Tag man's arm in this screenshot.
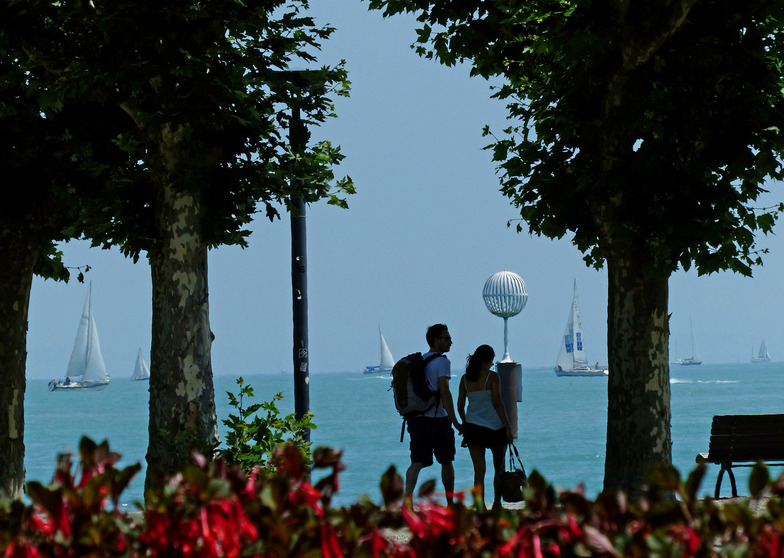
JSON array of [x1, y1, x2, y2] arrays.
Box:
[[438, 376, 462, 433]]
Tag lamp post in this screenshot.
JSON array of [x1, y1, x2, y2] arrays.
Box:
[[289, 104, 309, 440], [278, 69, 318, 441], [482, 271, 528, 437]]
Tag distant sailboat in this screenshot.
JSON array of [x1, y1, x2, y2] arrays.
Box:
[[554, 280, 607, 377], [364, 327, 395, 375], [751, 340, 771, 363], [49, 283, 110, 391], [676, 318, 702, 365], [131, 348, 151, 381]]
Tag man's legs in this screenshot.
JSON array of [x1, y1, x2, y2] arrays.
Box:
[[433, 417, 457, 506], [441, 461, 455, 505], [405, 461, 425, 503]]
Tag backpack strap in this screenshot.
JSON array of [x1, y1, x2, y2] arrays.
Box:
[[423, 353, 446, 412]]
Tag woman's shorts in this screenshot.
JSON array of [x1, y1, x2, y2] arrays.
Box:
[[461, 422, 506, 449]]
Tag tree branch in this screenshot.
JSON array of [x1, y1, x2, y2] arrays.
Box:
[[621, 0, 699, 70]]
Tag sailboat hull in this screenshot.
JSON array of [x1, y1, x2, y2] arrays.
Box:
[[48, 380, 109, 391], [678, 358, 702, 366], [555, 366, 608, 377], [363, 366, 392, 375]]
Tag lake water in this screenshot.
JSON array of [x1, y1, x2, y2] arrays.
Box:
[[24, 362, 784, 508]]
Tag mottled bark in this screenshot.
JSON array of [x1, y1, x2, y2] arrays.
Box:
[[0, 231, 39, 500], [604, 254, 671, 499], [145, 179, 217, 492]]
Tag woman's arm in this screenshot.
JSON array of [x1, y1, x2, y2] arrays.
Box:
[[457, 375, 467, 422], [489, 372, 513, 441]]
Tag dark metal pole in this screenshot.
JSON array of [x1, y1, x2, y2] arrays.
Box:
[[290, 105, 310, 440]]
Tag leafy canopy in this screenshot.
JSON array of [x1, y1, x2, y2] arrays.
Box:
[[6, 0, 354, 259], [368, 0, 784, 275]]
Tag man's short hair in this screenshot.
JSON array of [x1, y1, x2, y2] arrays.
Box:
[[426, 324, 448, 347]]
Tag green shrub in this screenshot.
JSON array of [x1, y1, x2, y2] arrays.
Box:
[[219, 376, 316, 474]]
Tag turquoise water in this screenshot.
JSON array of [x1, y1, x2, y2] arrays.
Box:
[[24, 362, 784, 508]]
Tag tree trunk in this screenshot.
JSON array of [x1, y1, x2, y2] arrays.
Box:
[[0, 231, 39, 500], [603, 253, 672, 499], [145, 181, 217, 492]]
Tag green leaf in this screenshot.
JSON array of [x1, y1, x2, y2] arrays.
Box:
[[749, 462, 770, 499]]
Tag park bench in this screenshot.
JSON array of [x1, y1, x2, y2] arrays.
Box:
[[696, 414, 784, 498]]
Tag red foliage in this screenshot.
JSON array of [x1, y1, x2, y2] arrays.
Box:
[[6, 438, 784, 557]]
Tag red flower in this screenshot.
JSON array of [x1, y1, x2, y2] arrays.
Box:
[[417, 502, 455, 537], [29, 513, 53, 536], [498, 527, 527, 556], [289, 480, 323, 516], [755, 525, 784, 558], [245, 468, 259, 498], [401, 507, 426, 539], [668, 525, 700, 557], [320, 523, 343, 558], [360, 528, 391, 558], [5, 539, 41, 558]]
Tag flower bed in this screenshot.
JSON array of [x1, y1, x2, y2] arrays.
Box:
[[5, 437, 784, 557]]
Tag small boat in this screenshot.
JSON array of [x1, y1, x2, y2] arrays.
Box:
[[751, 340, 771, 363], [364, 327, 395, 375], [49, 283, 110, 391], [554, 280, 607, 377], [676, 318, 702, 365], [131, 348, 151, 381]]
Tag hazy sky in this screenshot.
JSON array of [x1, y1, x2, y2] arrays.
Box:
[[26, 1, 784, 380]]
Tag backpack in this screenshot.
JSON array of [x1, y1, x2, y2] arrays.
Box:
[[391, 352, 444, 442]]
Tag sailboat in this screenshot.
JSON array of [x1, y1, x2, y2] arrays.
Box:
[[364, 327, 395, 375], [751, 340, 771, 363], [676, 318, 702, 365], [554, 280, 608, 377], [131, 348, 151, 381], [48, 283, 110, 391]]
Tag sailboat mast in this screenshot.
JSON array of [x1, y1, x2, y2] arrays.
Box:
[[689, 317, 695, 359]]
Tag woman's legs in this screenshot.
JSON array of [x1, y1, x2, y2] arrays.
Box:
[[468, 445, 487, 511], [490, 444, 506, 510]]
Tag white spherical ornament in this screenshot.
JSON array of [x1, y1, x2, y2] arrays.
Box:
[[483, 271, 528, 318]]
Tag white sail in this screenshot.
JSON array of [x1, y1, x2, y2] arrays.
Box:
[[52, 283, 109, 390], [555, 280, 606, 377], [364, 327, 395, 374], [66, 283, 107, 382], [131, 348, 151, 381], [759, 340, 770, 360], [752, 340, 771, 363], [556, 280, 588, 370], [379, 330, 394, 370]]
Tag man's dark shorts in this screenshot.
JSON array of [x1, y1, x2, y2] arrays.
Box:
[[407, 416, 455, 467]]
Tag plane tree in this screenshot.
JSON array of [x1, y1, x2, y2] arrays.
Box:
[[0, 55, 70, 500], [0, 46, 132, 498], [367, 0, 784, 497], [5, 0, 352, 492]]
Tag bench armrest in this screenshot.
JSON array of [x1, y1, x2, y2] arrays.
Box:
[[695, 452, 710, 464]]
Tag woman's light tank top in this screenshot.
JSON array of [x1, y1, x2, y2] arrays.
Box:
[[465, 372, 504, 430]]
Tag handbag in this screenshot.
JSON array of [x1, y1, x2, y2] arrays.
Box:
[[500, 443, 527, 502]]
